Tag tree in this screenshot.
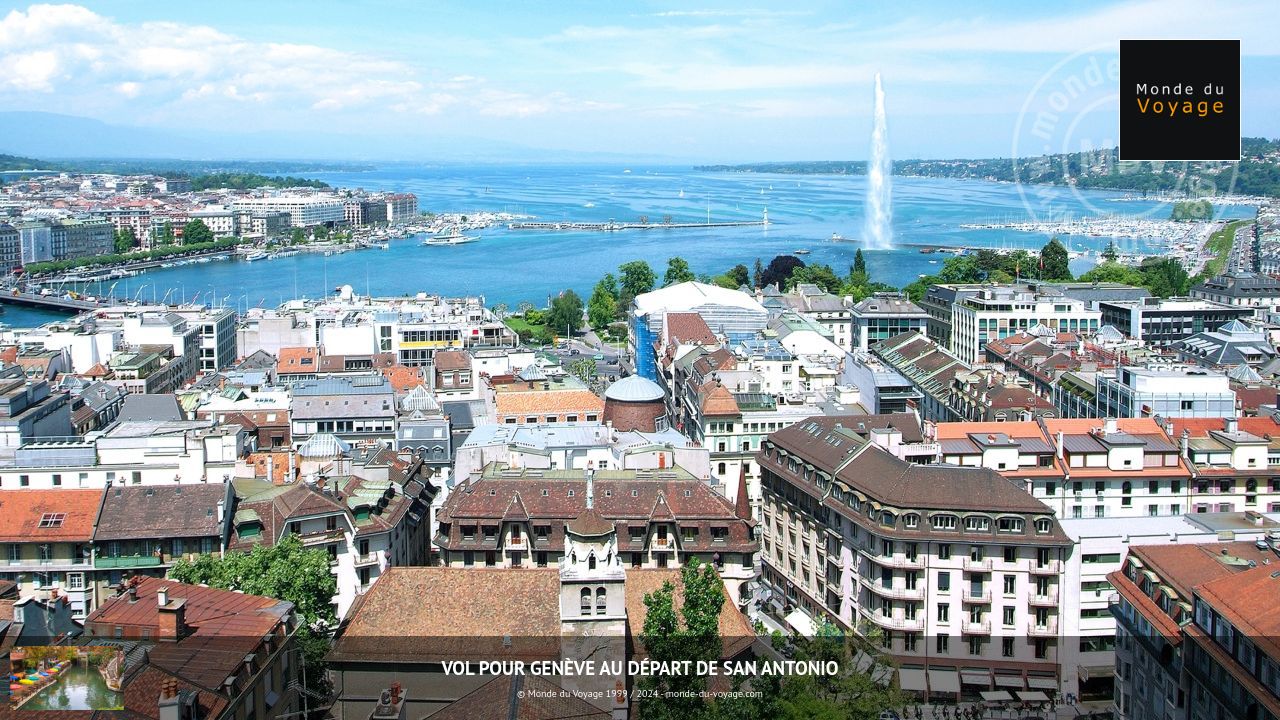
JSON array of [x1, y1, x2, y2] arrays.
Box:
[[789, 263, 842, 293], [313, 225, 330, 241], [1039, 238, 1072, 281], [182, 219, 214, 246], [1078, 261, 1143, 285], [1140, 257, 1191, 297], [752, 258, 764, 288], [637, 559, 725, 720], [567, 357, 597, 385], [758, 255, 806, 290], [664, 256, 696, 286], [290, 227, 306, 245], [726, 264, 750, 288], [769, 623, 908, 720], [853, 249, 867, 276], [169, 534, 337, 703], [516, 301, 535, 316], [113, 228, 137, 254], [619, 260, 657, 298], [158, 222, 176, 247], [588, 276, 619, 329], [546, 289, 585, 336], [492, 302, 509, 319], [1102, 240, 1119, 262]]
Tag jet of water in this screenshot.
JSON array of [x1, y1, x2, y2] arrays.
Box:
[[863, 73, 893, 250]]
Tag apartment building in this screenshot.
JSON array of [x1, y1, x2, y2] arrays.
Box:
[[1092, 366, 1238, 419], [230, 195, 345, 227], [851, 293, 929, 352], [1169, 416, 1280, 514], [0, 488, 100, 617], [1191, 270, 1280, 317], [773, 283, 855, 351], [1099, 297, 1252, 346], [759, 416, 1073, 698], [0, 222, 21, 272], [1109, 541, 1280, 720], [872, 331, 970, 422], [384, 193, 419, 223], [290, 375, 397, 446], [433, 464, 759, 606], [950, 285, 1101, 364]]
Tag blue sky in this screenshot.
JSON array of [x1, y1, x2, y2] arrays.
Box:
[[1, 1, 1277, 161]]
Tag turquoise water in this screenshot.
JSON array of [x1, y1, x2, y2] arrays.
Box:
[[5, 166, 1255, 327], [17, 662, 120, 711]]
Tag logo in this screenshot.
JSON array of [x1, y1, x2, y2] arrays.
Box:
[[1120, 40, 1240, 161]]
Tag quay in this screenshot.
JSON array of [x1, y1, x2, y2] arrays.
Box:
[[508, 213, 769, 233]]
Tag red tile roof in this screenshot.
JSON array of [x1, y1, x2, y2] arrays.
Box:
[[1169, 416, 1280, 438], [665, 312, 718, 346], [0, 489, 101, 542], [433, 349, 472, 371], [276, 347, 317, 374], [380, 365, 424, 394]]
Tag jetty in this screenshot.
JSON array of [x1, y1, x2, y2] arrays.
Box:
[[508, 211, 769, 233], [0, 289, 105, 312]]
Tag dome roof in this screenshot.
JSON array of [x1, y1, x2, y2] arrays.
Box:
[[298, 433, 351, 459], [604, 375, 664, 402]]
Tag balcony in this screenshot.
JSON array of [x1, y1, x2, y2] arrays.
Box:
[[1029, 593, 1059, 607], [651, 537, 675, 552], [96, 555, 164, 569], [868, 613, 924, 631], [864, 579, 925, 601], [1028, 618, 1059, 636], [963, 588, 992, 603], [353, 552, 381, 567], [5, 558, 92, 569], [1029, 560, 1062, 575], [963, 557, 993, 571], [860, 548, 924, 569], [506, 536, 527, 550], [299, 529, 345, 547], [962, 619, 992, 634]]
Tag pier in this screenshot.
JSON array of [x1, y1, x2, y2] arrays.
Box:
[[0, 289, 104, 313], [508, 213, 769, 233]]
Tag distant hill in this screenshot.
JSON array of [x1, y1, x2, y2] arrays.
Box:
[[697, 138, 1280, 197], [0, 153, 47, 171]]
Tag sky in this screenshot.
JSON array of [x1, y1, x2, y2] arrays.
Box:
[[1, 0, 1278, 162]]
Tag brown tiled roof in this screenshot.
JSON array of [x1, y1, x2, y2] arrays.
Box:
[[329, 567, 563, 663], [94, 484, 226, 541], [0, 489, 101, 542], [1129, 542, 1269, 600], [87, 576, 288, 635], [566, 507, 613, 536], [1195, 564, 1280, 660], [123, 664, 229, 720], [434, 349, 472, 371], [626, 569, 755, 660], [698, 381, 739, 416], [380, 364, 425, 393], [495, 390, 604, 418], [1170, 416, 1280, 438], [276, 347, 317, 374], [429, 674, 610, 720], [665, 312, 718, 346], [83, 362, 112, 378]]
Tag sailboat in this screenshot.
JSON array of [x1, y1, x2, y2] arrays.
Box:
[[679, 189, 685, 198]]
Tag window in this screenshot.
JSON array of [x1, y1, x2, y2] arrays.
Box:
[[1002, 575, 1016, 595], [937, 603, 950, 622], [485, 551, 496, 567], [937, 572, 950, 592], [936, 635, 949, 655], [996, 517, 1024, 533], [1002, 637, 1015, 657], [580, 588, 592, 616], [19, 475, 29, 487], [596, 588, 608, 615], [938, 544, 951, 560], [1003, 607, 1015, 626], [37, 513, 65, 529], [1003, 546, 1017, 563], [51, 474, 61, 487]]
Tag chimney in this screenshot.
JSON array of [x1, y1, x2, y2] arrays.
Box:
[[158, 679, 181, 720], [370, 683, 408, 720], [157, 586, 168, 607], [1180, 429, 1190, 459], [216, 498, 225, 524], [585, 463, 595, 509], [1055, 431, 1064, 460], [128, 585, 138, 603], [158, 594, 187, 642], [1103, 418, 1118, 435], [1225, 417, 1239, 434]]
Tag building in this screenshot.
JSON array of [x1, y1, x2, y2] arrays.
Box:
[[16, 216, 113, 264], [1169, 416, 1280, 514], [488, 369, 604, 426], [950, 285, 1101, 364], [1108, 541, 1280, 720], [758, 416, 1074, 698], [871, 331, 970, 422], [1093, 365, 1238, 419], [602, 375, 667, 432], [187, 207, 240, 238], [0, 222, 21, 272], [230, 195, 345, 227], [242, 210, 291, 239], [228, 444, 435, 619], [91, 483, 231, 605], [1098, 297, 1252, 346], [774, 283, 855, 351], [839, 351, 924, 415], [433, 463, 758, 605], [95, 206, 154, 245], [290, 376, 397, 446], [384, 193, 418, 223], [1191, 270, 1280, 317], [0, 365, 74, 463], [327, 562, 754, 720], [431, 349, 474, 398], [1174, 319, 1278, 371], [0, 488, 100, 617], [850, 293, 929, 352], [630, 282, 768, 381], [82, 576, 300, 720]]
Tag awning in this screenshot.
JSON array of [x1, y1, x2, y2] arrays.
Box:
[[1017, 691, 1050, 702], [898, 667, 928, 692], [785, 609, 816, 638], [994, 674, 1023, 688], [980, 690, 1013, 702], [1026, 676, 1059, 690], [928, 668, 961, 694], [960, 669, 990, 685]]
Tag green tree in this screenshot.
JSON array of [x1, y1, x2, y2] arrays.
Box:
[[1039, 238, 1072, 280], [169, 534, 337, 702], [313, 225, 330, 241], [1140, 257, 1191, 297], [770, 623, 908, 720], [546, 289, 585, 337], [637, 558, 725, 720], [752, 258, 764, 288], [663, 256, 696, 286], [492, 302, 509, 318], [759, 255, 806, 289], [619, 260, 657, 298], [158, 222, 176, 246], [113, 228, 137, 254], [588, 275, 619, 329], [1102, 240, 1119, 262], [567, 357, 597, 385], [290, 227, 306, 245], [853, 249, 867, 276], [725, 264, 750, 288], [182, 219, 214, 246], [789, 263, 842, 293]]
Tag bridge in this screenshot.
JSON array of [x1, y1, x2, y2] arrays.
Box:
[[0, 289, 104, 313]]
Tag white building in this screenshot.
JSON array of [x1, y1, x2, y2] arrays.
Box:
[[1094, 365, 1237, 419], [231, 195, 345, 227], [951, 286, 1101, 364]]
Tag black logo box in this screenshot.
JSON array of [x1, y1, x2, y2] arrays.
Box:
[[1119, 39, 1240, 162]]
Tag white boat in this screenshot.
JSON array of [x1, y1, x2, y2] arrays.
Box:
[[794, 249, 811, 255], [244, 251, 268, 262], [583, 202, 596, 208], [831, 232, 846, 241], [424, 230, 479, 246]]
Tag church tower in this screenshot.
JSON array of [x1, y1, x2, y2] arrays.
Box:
[[558, 465, 628, 720]]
